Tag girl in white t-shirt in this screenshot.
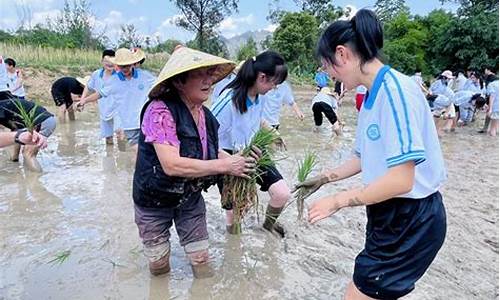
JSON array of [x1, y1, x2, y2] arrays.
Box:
[[295, 9, 447, 299]]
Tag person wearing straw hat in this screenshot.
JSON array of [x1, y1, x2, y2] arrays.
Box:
[[311, 87, 343, 135], [50, 76, 89, 121], [0, 96, 56, 172], [132, 45, 257, 278], [81, 48, 155, 151]]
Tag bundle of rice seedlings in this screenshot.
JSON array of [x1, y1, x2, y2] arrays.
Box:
[[295, 151, 318, 220], [10, 98, 43, 133], [221, 127, 280, 234]]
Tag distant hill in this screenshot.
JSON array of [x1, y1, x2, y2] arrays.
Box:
[[222, 30, 273, 58]]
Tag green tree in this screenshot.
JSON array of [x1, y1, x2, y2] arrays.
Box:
[[151, 39, 184, 54], [375, 0, 410, 23], [187, 34, 229, 58], [270, 12, 319, 73], [383, 12, 428, 74], [268, 0, 345, 28], [236, 37, 257, 61], [170, 0, 238, 51]]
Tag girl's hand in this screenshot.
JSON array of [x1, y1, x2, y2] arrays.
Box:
[[308, 195, 341, 224], [292, 174, 329, 200]]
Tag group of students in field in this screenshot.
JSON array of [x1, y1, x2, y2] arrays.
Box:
[[1, 8, 498, 299], [415, 68, 499, 137]]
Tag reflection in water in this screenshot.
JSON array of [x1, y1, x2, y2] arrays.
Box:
[[0, 93, 498, 299]]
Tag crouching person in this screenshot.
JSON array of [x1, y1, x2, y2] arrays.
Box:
[[0, 97, 56, 172], [133, 46, 256, 278]]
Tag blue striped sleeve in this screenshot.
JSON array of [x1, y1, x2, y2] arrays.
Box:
[[386, 150, 426, 167]]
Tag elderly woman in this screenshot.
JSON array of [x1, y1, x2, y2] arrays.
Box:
[[133, 46, 257, 278]]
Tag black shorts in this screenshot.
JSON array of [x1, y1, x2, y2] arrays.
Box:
[[51, 89, 72, 108], [353, 191, 446, 299], [218, 148, 284, 210]]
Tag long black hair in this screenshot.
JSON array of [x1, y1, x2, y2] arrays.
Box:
[[225, 51, 287, 114], [316, 9, 383, 69]]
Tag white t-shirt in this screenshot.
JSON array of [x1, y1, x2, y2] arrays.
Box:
[[88, 68, 118, 121], [430, 79, 454, 100], [354, 65, 446, 199], [211, 73, 235, 105], [262, 81, 295, 126], [454, 73, 467, 91], [487, 80, 499, 113], [411, 73, 423, 86], [311, 92, 337, 109], [98, 68, 155, 130], [7, 69, 26, 97], [0, 56, 9, 92], [211, 89, 263, 151]]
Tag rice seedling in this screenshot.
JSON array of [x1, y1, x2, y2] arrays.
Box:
[[295, 151, 318, 220], [10, 98, 44, 133], [221, 127, 280, 234], [48, 250, 71, 265]]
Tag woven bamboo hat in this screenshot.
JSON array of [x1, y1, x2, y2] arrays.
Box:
[[76, 75, 91, 86], [110, 48, 142, 66], [149, 45, 236, 98], [132, 47, 146, 63]]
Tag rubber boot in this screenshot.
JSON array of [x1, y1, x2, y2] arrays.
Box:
[[22, 145, 42, 173], [263, 205, 286, 238], [149, 250, 171, 276], [10, 143, 21, 162], [187, 249, 214, 279]]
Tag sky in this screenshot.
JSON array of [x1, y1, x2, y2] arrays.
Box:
[[0, 0, 459, 45]]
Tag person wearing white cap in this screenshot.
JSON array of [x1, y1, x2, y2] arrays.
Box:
[[132, 45, 257, 278], [81, 48, 155, 152], [429, 70, 456, 135]]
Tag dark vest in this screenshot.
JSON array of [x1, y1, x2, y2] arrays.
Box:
[[133, 96, 220, 208]]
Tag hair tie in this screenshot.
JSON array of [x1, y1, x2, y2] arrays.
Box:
[[252, 56, 256, 62]]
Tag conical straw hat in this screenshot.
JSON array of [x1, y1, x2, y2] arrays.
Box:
[[131, 47, 146, 62], [110, 48, 142, 66], [76, 75, 91, 86], [149, 45, 235, 98]]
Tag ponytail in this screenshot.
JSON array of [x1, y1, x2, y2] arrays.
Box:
[[316, 9, 383, 67], [224, 51, 287, 114]]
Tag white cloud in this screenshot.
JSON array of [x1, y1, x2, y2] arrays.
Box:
[[264, 24, 278, 33], [218, 14, 255, 38]]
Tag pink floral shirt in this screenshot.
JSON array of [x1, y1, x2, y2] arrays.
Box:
[[141, 100, 208, 159]]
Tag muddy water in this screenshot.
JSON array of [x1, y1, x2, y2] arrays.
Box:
[[0, 88, 498, 300]]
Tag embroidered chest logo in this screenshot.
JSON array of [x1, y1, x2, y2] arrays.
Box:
[[366, 124, 381, 141], [138, 83, 145, 90]]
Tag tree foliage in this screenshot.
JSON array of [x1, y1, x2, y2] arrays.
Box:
[[170, 0, 238, 51], [270, 12, 319, 74], [375, 0, 410, 23], [236, 37, 257, 61], [118, 24, 144, 48]]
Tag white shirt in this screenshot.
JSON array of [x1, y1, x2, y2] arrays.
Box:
[[98, 68, 155, 130], [211, 74, 235, 105], [88, 68, 118, 121], [487, 80, 499, 113], [262, 81, 295, 126], [411, 73, 423, 86], [211, 89, 263, 151], [0, 56, 9, 92], [454, 73, 467, 91], [311, 91, 337, 109], [354, 66, 446, 199], [430, 79, 454, 101], [7, 69, 25, 97]]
